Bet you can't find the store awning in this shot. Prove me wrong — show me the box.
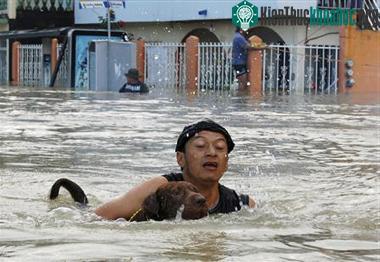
[0,27,71,39]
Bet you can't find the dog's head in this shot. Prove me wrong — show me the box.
[131,181,208,221]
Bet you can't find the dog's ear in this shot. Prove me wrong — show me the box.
[142,192,161,221]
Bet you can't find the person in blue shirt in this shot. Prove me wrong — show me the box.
[119,68,149,93]
[232,27,264,90]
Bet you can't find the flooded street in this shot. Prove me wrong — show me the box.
[0,86,379,261]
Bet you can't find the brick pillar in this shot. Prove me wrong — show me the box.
[11,41,20,86]
[136,39,145,82]
[51,38,58,73]
[338,26,380,95]
[247,36,263,93]
[185,35,199,92]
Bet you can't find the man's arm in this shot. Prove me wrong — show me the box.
[140,83,149,93]
[95,176,168,220]
[240,36,268,51]
[248,44,268,50]
[239,194,256,208]
[248,196,256,208]
[119,83,126,93]
[246,40,268,51]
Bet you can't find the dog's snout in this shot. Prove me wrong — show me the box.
[194,195,206,206]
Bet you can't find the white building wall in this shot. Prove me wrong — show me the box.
[123,20,237,43]
[122,21,340,46]
[270,25,340,46]
[75,0,318,23]
[75,0,340,46]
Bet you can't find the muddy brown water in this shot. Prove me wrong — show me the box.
[0,86,379,261]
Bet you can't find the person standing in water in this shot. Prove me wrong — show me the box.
[119,68,149,93]
[232,27,266,90]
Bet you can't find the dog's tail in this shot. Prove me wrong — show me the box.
[49,178,88,205]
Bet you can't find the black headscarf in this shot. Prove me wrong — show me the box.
[175,119,235,153]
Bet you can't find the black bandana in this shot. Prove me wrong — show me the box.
[175,119,235,153]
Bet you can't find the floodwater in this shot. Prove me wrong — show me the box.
[0,86,379,261]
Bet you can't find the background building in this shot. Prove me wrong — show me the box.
[75,0,340,46]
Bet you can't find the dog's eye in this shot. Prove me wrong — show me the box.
[190,186,199,193]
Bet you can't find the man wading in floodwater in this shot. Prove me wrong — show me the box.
[119,68,149,93]
[95,119,255,220]
[232,27,267,90]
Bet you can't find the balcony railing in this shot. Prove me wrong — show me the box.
[317,0,363,9]
[317,0,379,30]
[361,0,380,30]
[17,0,73,11]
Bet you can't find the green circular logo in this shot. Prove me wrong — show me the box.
[232,1,258,31]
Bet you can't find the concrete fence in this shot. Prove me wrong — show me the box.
[18,44,43,87]
[144,42,186,88]
[198,42,235,91]
[262,44,339,94]
[8,36,344,94]
[0,39,8,85]
[141,36,340,94]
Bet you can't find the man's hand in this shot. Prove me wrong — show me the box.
[248,196,256,208]
[250,42,268,50]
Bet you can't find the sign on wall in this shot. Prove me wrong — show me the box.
[79,0,126,9]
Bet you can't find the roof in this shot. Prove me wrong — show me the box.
[0,27,71,39]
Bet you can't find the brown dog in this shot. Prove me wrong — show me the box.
[130,181,208,221]
[49,178,208,222]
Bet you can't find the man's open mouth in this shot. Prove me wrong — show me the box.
[203,162,218,169]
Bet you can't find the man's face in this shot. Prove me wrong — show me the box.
[127,76,138,83]
[177,130,229,184]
